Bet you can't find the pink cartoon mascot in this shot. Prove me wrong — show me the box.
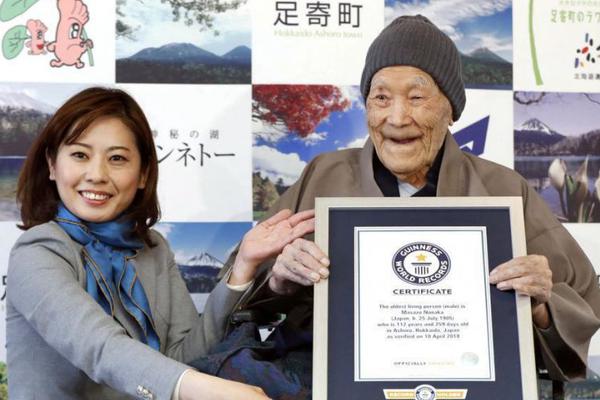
[47,0,93,68]
[25,19,48,55]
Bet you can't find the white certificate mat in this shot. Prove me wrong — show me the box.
[354,226,494,381]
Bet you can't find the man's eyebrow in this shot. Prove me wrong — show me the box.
[370,75,433,90]
[369,76,387,89]
[410,76,433,88]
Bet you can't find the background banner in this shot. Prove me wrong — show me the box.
[1,1,599,398]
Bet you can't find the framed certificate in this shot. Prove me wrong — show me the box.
[313,197,537,400]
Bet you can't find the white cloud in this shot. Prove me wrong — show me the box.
[174,250,192,265]
[384,0,511,41]
[339,85,365,110]
[21,88,40,99]
[154,222,175,239]
[252,117,288,143]
[253,119,326,146]
[338,135,368,150]
[209,1,252,35]
[303,131,327,146]
[253,145,307,186]
[467,33,512,55]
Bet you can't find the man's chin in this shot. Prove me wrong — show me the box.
[382,163,424,179]
[379,152,423,173]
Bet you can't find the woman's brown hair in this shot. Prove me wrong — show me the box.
[17,87,160,245]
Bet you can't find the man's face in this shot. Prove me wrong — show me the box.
[366,66,453,186]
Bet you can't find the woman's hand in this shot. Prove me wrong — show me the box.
[179,370,270,400]
[229,209,315,286]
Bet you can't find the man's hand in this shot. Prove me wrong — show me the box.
[269,238,330,295]
[229,209,316,286]
[489,255,553,328]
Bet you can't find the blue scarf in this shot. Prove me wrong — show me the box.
[55,204,160,351]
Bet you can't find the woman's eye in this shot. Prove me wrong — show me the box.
[71,152,87,159]
[110,155,127,162]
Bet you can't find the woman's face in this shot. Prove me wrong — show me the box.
[47,117,147,223]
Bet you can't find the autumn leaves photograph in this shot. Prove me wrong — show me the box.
[252,84,366,219]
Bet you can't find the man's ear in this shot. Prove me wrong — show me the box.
[46,150,56,181]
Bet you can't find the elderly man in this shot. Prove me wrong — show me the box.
[224,15,600,381]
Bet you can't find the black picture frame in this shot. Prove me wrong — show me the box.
[313,197,537,400]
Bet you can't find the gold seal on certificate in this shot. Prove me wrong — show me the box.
[354,226,494,381]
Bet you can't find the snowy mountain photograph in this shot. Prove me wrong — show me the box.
[154,221,252,313]
[514,91,600,222]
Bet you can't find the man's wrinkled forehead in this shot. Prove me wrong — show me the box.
[368,68,436,92]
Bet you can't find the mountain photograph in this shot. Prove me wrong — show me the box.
[514,118,565,156]
[514,118,600,157]
[0,89,56,220]
[115,0,251,84]
[116,43,251,84]
[177,252,224,293]
[460,47,512,89]
[153,222,252,312]
[0,91,54,156]
[514,92,600,223]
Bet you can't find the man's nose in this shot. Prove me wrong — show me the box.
[386,99,412,127]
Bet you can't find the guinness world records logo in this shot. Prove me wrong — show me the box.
[392,242,451,285]
[415,384,436,400]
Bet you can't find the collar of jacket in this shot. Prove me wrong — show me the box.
[359,131,490,197]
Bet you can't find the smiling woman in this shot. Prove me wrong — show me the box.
[17,86,161,244]
[47,117,147,224]
[6,87,316,399]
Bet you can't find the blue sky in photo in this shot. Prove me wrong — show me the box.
[255,101,367,163]
[385,0,513,62]
[155,222,252,263]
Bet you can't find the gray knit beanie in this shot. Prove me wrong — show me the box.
[360,15,465,121]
